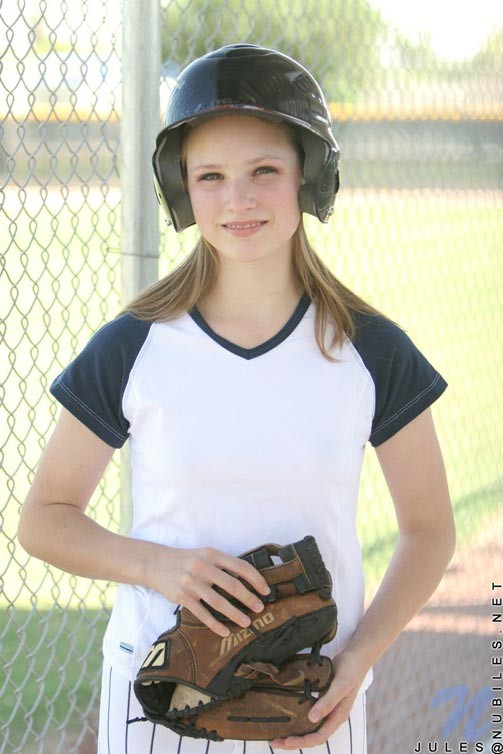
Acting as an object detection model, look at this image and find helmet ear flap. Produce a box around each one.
[152,129,195,232]
[314,149,339,222]
[298,133,339,223]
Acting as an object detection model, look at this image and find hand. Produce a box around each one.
[146,545,271,638]
[269,650,369,750]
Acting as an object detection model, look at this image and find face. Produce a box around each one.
[184,114,303,264]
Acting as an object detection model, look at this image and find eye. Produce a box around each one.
[197,172,222,182]
[255,166,277,175]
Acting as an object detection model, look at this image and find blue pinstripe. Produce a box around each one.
[103,666,366,753]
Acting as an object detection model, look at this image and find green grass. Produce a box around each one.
[360,481,502,594]
[1,186,502,747]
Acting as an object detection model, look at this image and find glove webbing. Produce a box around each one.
[242,537,332,600]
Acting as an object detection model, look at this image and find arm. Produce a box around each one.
[18,408,271,636]
[270,407,455,749]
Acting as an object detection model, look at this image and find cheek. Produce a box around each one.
[265,179,300,207]
[276,183,302,217]
[189,188,217,223]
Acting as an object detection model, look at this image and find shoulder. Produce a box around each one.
[84,312,153,354]
[348,309,448,447]
[66,312,156,377]
[349,309,433,377]
[350,310,412,356]
[49,314,154,449]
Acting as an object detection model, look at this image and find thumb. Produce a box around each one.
[308,683,346,723]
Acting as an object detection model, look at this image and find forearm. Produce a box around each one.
[344,526,455,669]
[18,502,163,589]
[18,502,274,637]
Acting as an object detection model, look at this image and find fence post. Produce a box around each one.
[120,0,161,533]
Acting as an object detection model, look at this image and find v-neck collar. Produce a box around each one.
[188,293,312,360]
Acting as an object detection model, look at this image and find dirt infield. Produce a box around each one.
[366,510,502,753]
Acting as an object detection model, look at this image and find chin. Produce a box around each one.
[214,234,295,263]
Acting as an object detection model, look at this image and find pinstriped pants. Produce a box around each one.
[97,660,367,754]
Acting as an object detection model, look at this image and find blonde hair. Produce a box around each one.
[117,219,386,362]
[118,115,387,361]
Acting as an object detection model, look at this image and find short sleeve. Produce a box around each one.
[49,313,152,448]
[352,313,448,447]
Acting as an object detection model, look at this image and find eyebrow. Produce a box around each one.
[189,153,286,173]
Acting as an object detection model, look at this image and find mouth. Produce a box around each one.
[221,220,268,237]
[222,221,267,229]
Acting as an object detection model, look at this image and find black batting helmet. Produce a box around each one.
[153,44,340,232]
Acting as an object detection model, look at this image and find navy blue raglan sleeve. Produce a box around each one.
[352,313,448,447]
[49,313,151,448]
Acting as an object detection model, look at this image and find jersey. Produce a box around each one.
[49,293,447,691]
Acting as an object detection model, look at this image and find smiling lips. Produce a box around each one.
[222,220,268,236]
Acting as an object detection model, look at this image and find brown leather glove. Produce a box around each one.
[134,536,337,739]
[165,653,334,741]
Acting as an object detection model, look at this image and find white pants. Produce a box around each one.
[98,660,367,754]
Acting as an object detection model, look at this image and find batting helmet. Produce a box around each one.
[152,44,340,232]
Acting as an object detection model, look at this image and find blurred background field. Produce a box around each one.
[2,186,501,749]
[1,0,502,751]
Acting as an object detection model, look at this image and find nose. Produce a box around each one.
[224,176,256,212]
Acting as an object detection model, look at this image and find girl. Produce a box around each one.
[18,44,455,753]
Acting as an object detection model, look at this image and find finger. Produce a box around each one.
[309,691,355,726]
[182,595,230,638]
[216,569,267,614]
[219,554,271,596]
[269,732,325,749]
[269,694,355,749]
[200,584,257,628]
[269,720,336,749]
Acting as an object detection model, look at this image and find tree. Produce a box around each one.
[160,0,387,103]
[473,25,503,74]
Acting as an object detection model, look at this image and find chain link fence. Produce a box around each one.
[1,1,502,751]
[1,1,122,751]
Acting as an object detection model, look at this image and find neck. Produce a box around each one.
[200,250,303,323]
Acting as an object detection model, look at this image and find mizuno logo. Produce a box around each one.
[140,641,167,669]
[219,611,274,656]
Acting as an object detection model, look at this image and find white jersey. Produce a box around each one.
[50,294,447,692]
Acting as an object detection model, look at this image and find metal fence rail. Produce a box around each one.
[1,1,502,752]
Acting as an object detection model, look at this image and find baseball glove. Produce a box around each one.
[134,535,337,738]
[165,653,334,741]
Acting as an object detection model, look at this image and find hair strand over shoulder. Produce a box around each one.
[117,219,387,362]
